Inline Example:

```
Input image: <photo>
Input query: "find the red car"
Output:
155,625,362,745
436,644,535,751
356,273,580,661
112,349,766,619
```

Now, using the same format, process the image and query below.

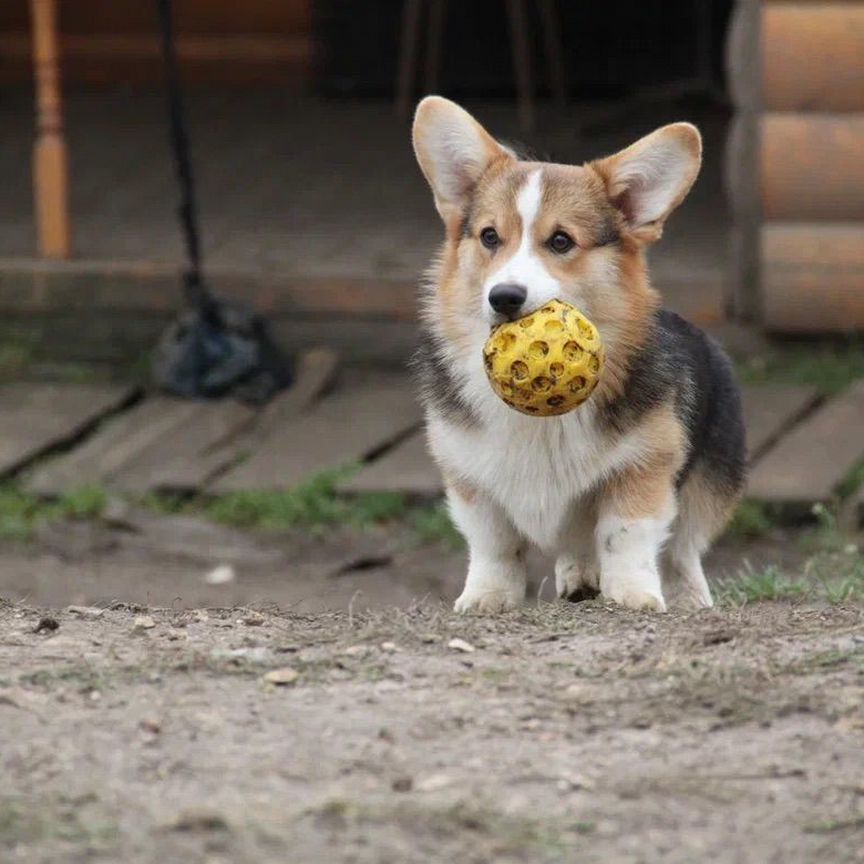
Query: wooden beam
763,3,864,112
762,114,864,220
30,0,71,259
762,222,864,332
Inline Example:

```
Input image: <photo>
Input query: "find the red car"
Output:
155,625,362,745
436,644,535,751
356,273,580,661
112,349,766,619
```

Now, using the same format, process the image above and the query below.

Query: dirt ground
0,504,814,613
2,591,863,864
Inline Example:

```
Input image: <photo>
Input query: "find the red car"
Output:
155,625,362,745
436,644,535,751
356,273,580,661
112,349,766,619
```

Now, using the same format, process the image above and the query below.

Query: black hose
155,0,215,320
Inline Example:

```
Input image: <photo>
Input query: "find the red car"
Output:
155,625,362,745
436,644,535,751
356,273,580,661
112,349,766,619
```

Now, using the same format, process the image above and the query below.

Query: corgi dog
411,97,746,614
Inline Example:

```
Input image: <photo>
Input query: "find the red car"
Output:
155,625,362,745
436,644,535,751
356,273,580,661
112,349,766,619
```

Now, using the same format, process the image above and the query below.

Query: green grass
58,485,108,520
199,468,409,532
719,564,809,605
837,456,864,500
0,484,108,542
802,814,864,834
724,500,777,541
0,472,460,547
137,469,464,546
737,339,864,394
803,543,864,604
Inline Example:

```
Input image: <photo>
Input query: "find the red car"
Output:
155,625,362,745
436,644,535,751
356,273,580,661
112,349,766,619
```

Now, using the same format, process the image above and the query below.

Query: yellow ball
483,299,604,416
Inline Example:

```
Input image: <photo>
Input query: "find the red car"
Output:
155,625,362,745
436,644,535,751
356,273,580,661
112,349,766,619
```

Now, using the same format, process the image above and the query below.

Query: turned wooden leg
30,0,72,258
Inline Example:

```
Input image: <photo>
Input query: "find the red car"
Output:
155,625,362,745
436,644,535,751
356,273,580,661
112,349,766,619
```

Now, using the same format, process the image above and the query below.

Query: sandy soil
2,597,863,864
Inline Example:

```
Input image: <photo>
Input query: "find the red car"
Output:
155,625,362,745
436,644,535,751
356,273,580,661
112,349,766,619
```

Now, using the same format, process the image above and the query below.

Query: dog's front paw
454,587,522,614
601,573,666,613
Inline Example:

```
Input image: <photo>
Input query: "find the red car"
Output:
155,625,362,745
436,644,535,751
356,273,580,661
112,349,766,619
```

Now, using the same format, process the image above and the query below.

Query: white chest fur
427,353,645,552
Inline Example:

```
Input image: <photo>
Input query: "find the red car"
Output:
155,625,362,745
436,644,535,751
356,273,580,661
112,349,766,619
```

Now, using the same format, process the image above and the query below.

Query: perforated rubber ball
483,299,604,416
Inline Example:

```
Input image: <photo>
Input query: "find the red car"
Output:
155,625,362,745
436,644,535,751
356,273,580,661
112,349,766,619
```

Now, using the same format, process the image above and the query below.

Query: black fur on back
602,309,746,496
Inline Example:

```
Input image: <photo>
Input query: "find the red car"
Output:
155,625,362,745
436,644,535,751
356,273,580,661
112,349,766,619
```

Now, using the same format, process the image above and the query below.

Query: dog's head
412,97,701,377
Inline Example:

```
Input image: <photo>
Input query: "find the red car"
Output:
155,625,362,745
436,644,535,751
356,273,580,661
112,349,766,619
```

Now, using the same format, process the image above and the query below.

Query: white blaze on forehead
483,169,561,320
516,168,544,236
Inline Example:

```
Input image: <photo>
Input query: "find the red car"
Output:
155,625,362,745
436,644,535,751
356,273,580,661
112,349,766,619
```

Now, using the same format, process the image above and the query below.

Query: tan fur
602,407,686,520
677,467,741,545
445,474,477,504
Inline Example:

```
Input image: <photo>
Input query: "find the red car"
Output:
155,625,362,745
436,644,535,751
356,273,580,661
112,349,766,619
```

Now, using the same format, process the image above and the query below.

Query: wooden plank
742,384,821,460
338,430,443,497
28,349,340,496
254,348,339,439
762,114,864,220
215,378,422,491
747,381,864,503
156,348,339,493
764,3,864,112
762,222,864,332
27,396,201,495
0,382,134,478
110,401,258,493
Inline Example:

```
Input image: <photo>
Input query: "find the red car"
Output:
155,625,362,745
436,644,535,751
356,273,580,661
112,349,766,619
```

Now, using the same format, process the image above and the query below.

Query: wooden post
30,0,71,258
725,0,762,322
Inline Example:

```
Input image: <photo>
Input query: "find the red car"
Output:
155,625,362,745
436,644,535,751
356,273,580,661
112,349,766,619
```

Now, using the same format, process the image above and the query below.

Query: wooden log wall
726,0,864,332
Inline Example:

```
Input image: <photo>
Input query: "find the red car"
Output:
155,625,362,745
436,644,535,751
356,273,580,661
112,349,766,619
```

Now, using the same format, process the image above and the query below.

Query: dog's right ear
412,96,511,223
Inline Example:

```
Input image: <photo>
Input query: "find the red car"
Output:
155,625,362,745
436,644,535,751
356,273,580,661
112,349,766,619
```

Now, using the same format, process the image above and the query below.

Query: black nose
488,282,527,317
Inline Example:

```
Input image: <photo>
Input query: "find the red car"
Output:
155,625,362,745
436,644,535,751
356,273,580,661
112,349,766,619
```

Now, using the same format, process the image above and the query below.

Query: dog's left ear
592,123,701,243
413,96,512,224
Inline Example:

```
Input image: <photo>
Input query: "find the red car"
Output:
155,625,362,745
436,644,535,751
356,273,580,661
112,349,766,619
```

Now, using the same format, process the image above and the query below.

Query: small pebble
262,667,299,686
447,638,476,653
343,645,369,658
204,565,236,585
392,776,413,793
133,615,157,631
380,642,398,653
66,605,105,619
416,773,453,792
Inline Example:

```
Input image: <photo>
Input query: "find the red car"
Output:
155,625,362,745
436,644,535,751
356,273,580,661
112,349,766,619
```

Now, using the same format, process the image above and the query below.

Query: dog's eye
548,231,576,254
480,227,501,249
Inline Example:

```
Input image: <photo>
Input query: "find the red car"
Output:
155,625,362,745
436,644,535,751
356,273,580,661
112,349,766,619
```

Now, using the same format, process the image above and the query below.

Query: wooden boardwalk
8,365,864,526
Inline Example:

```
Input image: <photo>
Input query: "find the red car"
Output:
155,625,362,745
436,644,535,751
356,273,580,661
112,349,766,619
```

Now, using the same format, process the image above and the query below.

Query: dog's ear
592,123,701,243
413,96,511,223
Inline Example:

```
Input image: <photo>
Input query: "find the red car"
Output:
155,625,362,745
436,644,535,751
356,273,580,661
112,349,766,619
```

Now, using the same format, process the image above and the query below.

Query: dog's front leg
555,498,600,601
595,460,677,613
448,484,526,614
